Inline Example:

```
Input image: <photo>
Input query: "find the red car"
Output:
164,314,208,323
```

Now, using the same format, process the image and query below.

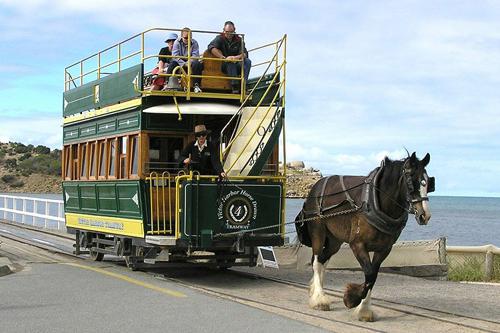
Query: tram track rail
2,220,499,333
228,271,500,333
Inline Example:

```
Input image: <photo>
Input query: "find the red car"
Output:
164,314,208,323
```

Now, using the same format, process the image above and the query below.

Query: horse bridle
402,159,435,208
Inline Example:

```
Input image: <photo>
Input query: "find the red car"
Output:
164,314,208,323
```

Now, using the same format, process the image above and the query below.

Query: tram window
72,145,78,180
130,136,139,176
63,146,71,180
98,141,107,178
148,136,184,172
80,144,88,179
89,142,97,179
108,139,117,178
119,136,128,179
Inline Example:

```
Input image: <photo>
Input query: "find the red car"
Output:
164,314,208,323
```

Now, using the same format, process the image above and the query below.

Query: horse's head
402,152,435,225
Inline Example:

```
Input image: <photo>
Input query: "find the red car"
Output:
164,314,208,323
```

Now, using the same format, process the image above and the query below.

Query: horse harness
298,165,411,236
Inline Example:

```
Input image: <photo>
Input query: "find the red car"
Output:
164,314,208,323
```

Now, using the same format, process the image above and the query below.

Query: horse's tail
294,209,312,247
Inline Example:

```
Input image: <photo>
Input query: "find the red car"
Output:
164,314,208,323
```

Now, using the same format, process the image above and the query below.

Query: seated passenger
167,27,203,93
207,20,251,93
179,124,226,178
151,32,178,91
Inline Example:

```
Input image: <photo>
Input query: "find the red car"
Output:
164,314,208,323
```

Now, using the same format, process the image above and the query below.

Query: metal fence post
485,251,493,281
44,201,49,229
22,198,26,224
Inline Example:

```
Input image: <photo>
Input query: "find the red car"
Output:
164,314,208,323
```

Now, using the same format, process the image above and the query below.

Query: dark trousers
222,58,252,90
167,60,203,85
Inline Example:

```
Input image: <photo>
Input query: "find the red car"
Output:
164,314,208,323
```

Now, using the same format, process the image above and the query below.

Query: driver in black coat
178,124,226,178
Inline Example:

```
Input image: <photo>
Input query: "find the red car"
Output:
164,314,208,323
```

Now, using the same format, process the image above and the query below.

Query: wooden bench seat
201,50,231,91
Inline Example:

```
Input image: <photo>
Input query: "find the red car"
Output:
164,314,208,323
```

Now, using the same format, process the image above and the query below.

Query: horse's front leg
309,224,339,311
344,243,392,321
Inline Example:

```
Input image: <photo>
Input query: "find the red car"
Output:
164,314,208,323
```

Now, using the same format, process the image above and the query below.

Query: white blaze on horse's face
414,173,431,225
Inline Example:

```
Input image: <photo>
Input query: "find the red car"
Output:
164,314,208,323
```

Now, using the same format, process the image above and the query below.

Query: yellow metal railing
220,35,287,175
64,27,249,101
147,171,174,235
148,172,286,239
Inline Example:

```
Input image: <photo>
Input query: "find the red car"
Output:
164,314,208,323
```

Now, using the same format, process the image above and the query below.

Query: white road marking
0,229,13,234
32,238,55,246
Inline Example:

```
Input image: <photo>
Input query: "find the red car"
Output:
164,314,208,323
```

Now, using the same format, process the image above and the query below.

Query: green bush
4,158,17,169
10,179,25,188
14,143,30,154
18,154,61,176
34,145,50,154
1,174,17,184
19,152,32,161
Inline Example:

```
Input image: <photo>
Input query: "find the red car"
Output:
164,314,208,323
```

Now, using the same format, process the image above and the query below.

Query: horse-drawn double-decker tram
62,27,287,269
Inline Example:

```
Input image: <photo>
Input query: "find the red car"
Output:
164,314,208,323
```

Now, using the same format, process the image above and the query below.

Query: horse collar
362,167,408,235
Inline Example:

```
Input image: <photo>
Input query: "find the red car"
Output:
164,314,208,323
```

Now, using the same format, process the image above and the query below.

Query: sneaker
193,83,202,93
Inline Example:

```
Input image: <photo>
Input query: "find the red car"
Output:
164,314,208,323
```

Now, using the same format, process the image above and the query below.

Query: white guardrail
0,194,65,231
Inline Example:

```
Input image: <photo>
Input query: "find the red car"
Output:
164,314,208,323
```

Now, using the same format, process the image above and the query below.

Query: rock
288,161,305,169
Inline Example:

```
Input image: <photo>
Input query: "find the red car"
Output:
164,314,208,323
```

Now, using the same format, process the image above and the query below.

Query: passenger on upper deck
151,32,178,91
179,125,226,178
167,27,203,93
208,21,251,93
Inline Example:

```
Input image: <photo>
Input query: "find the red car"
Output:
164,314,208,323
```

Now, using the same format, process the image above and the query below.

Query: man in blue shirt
208,21,251,93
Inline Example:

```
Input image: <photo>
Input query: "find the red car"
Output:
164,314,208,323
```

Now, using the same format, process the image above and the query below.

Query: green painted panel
80,183,97,212
180,181,283,245
118,115,140,130
63,128,79,141
63,182,80,210
63,181,144,219
63,64,143,117
63,110,140,144
97,120,116,134
117,183,141,215
80,124,97,138
97,184,117,213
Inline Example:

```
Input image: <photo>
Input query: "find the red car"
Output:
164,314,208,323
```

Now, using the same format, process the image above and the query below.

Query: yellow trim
65,212,144,238
63,263,186,298
63,98,142,124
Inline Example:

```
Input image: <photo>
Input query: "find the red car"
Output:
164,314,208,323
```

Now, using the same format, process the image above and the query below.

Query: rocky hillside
284,161,322,198
0,142,61,193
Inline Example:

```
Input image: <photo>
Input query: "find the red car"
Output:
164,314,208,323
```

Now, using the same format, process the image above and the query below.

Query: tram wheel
124,256,140,271
215,251,236,270
90,248,104,261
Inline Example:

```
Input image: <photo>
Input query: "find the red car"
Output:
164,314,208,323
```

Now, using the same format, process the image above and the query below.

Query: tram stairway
222,103,283,176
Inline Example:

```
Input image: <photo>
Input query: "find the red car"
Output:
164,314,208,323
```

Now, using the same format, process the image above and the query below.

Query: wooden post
485,251,493,281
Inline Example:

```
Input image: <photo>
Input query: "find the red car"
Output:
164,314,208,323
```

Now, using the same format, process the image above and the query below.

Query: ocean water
2,193,499,246
285,196,500,247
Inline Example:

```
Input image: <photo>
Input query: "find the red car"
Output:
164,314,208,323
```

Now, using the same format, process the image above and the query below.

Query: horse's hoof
355,309,375,322
343,283,363,308
309,294,332,311
311,303,331,311
353,289,375,321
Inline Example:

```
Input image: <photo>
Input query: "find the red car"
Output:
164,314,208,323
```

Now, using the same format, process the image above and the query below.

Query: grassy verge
448,255,500,282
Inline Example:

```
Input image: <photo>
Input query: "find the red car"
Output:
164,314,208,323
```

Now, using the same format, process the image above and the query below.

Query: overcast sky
0,0,499,197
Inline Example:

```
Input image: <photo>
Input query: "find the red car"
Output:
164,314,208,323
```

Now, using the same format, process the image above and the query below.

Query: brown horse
295,152,434,321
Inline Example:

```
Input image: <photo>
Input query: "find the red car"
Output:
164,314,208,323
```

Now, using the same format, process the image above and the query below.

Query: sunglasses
195,132,208,137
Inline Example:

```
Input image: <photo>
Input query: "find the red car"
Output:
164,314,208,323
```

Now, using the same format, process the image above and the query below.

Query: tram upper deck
62,28,286,124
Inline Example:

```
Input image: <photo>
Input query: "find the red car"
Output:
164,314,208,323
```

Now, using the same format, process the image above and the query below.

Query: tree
34,145,51,154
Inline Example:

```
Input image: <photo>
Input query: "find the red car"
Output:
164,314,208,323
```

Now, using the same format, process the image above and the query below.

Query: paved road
2,220,500,333
0,236,327,333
